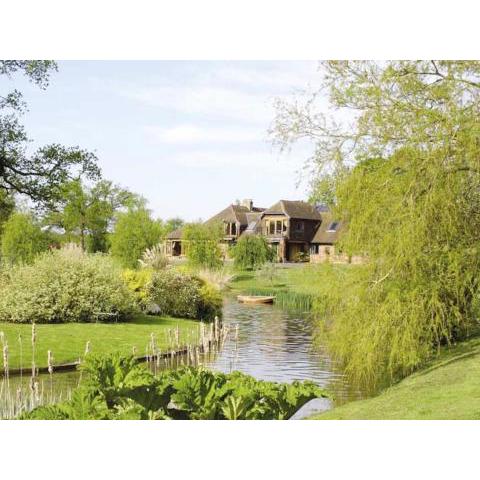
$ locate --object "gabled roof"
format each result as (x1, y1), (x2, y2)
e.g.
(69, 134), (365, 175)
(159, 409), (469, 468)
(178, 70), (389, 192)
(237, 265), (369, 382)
(311, 212), (343, 244)
(239, 212), (263, 237)
(205, 204), (264, 226)
(263, 200), (323, 221)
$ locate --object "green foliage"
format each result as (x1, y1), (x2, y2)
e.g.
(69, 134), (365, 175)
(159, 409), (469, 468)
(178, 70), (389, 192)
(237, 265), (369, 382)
(164, 217), (184, 234)
(122, 268), (153, 309)
(231, 235), (274, 271)
(19, 353), (328, 420)
(256, 262), (278, 285)
(198, 282), (223, 321)
(109, 207), (163, 268)
(0, 191), (15, 237)
(1, 212), (49, 265)
(145, 269), (222, 321)
(182, 222), (224, 270)
(293, 251), (309, 263)
(273, 61), (480, 387)
(46, 179), (140, 252)
(0, 245), (136, 323)
(0, 61), (100, 206)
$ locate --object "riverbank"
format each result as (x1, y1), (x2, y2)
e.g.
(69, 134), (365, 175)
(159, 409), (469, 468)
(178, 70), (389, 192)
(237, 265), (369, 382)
(228, 263), (353, 310)
(0, 314), (200, 371)
(310, 336), (480, 419)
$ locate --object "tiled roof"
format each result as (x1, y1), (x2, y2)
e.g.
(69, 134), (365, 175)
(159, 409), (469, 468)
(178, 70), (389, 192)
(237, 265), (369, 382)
(311, 212), (343, 244)
(264, 200), (323, 221)
(205, 204), (265, 226)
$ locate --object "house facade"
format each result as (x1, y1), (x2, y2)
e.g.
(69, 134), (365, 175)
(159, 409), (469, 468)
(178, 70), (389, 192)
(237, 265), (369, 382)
(165, 198), (348, 263)
(258, 200), (322, 261)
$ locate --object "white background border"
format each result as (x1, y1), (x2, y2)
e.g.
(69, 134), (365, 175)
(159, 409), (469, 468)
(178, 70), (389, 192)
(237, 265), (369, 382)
(1, 0), (479, 478)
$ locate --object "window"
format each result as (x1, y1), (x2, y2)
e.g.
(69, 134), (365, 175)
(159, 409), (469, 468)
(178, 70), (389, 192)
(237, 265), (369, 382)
(276, 220), (282, 234)
(294, 221), (304, 232)
(327, 222), (338, 232)
(231, 223), (237, 235)
(269, 221), (275, 235)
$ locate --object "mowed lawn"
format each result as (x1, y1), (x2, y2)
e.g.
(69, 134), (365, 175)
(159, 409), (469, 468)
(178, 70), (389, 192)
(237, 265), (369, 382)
(311, 337), (480, 420)
(229, 263), (353, 296)
(0, 314), (200, 370)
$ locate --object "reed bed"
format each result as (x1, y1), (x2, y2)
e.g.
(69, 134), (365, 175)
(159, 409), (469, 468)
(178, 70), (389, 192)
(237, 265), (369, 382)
(0, 317), (236, 420)
(246, 288), (314, 312)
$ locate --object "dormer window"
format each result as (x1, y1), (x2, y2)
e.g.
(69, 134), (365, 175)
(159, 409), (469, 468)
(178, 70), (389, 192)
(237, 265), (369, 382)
(327, 222), (339, 232)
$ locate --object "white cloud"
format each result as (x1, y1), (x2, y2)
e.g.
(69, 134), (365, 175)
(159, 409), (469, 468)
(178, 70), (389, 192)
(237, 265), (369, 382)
(144, 124), (263, 144)
(202, 62), (321, 92)
(102, 63), (319, 123)
(164, 150), (299, 173)
(121, 84), (273, 123)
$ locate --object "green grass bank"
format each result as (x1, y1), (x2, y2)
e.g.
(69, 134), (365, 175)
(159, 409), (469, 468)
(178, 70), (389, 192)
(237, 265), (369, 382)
(310, 336), (480, 420)
(0, 314), (200, 371)
(228, 263), (352, 311)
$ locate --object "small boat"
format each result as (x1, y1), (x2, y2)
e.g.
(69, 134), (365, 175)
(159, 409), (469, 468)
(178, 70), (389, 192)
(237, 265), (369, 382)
(237, 295), (276, 304)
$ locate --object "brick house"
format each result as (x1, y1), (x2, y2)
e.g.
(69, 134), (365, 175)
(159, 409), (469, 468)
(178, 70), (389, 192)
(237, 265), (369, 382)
(165, 198), (349, 263)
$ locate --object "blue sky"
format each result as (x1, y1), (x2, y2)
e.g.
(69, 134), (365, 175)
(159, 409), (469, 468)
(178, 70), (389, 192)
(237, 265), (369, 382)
(1, 61), (321, 220)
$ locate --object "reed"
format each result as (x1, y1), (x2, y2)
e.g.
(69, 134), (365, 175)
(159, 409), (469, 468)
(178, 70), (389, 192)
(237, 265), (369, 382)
(0, 313), (235, 419)
(246, 288), (314, 312)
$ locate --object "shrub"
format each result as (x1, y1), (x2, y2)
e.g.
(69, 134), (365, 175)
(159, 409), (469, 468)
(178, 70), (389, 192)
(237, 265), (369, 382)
(0, 245), (136, 323)
(145, 270), (222, 321)
(1, 212), (49, 265)
(198, 283), (223, 321)
(231, 235), (275, 270)
(109, 208), (163, 268)
(293, 251), (310, 263)
(195, 268), (234, 290)
(138, 243), (168, 270)
(256, 262), (278, 285)
(19, 353), (328, 420)
(122, 268), (153, 309)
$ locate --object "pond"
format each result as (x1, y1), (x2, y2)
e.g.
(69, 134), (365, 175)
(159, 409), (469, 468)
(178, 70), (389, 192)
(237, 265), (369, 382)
(2, 297), (360, 417)
(203, 297), (357, 403)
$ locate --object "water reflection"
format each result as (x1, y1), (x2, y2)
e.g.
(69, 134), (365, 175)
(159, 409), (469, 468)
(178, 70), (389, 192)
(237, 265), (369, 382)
(3, 297), (361, 416)
(203, 298), (357, 403)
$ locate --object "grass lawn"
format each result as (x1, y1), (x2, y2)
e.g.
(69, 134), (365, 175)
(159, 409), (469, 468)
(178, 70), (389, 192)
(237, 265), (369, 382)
(0, 314), (200, 370)
(310, 336), (480, 420)
(229, 263), (351, 295)
(227, 263), (355, 311)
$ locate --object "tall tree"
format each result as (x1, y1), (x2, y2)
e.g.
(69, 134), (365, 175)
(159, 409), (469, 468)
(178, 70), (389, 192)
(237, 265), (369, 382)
(0, 190), (15, 237)
(164, 217), (184, 234)
(46, 179), (141, 252)
(271, 61), (480, 386)
(182, 222), (224, 270)
(0, 61), (100, 205)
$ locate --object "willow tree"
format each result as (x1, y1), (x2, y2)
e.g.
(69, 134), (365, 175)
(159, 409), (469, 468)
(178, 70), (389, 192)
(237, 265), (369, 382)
(182, 222), (224, 270)
(231, 235), (274, 271)
(271, 61), (480, 387)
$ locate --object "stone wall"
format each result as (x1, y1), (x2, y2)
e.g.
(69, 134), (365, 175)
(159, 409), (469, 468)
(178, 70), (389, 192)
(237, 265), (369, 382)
(310, 245), (364, 265)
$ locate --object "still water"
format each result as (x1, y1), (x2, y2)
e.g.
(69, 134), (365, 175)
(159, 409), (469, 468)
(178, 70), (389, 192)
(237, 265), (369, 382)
(4, 297), (359, 412)
(204, 298), (355, 403)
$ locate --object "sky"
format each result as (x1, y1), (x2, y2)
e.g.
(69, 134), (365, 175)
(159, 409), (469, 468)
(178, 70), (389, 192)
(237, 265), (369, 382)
(1, 61), (322, 221)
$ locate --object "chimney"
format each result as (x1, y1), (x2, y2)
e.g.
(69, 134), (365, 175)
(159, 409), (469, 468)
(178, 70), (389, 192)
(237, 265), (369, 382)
(241, 198), (253, 211)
